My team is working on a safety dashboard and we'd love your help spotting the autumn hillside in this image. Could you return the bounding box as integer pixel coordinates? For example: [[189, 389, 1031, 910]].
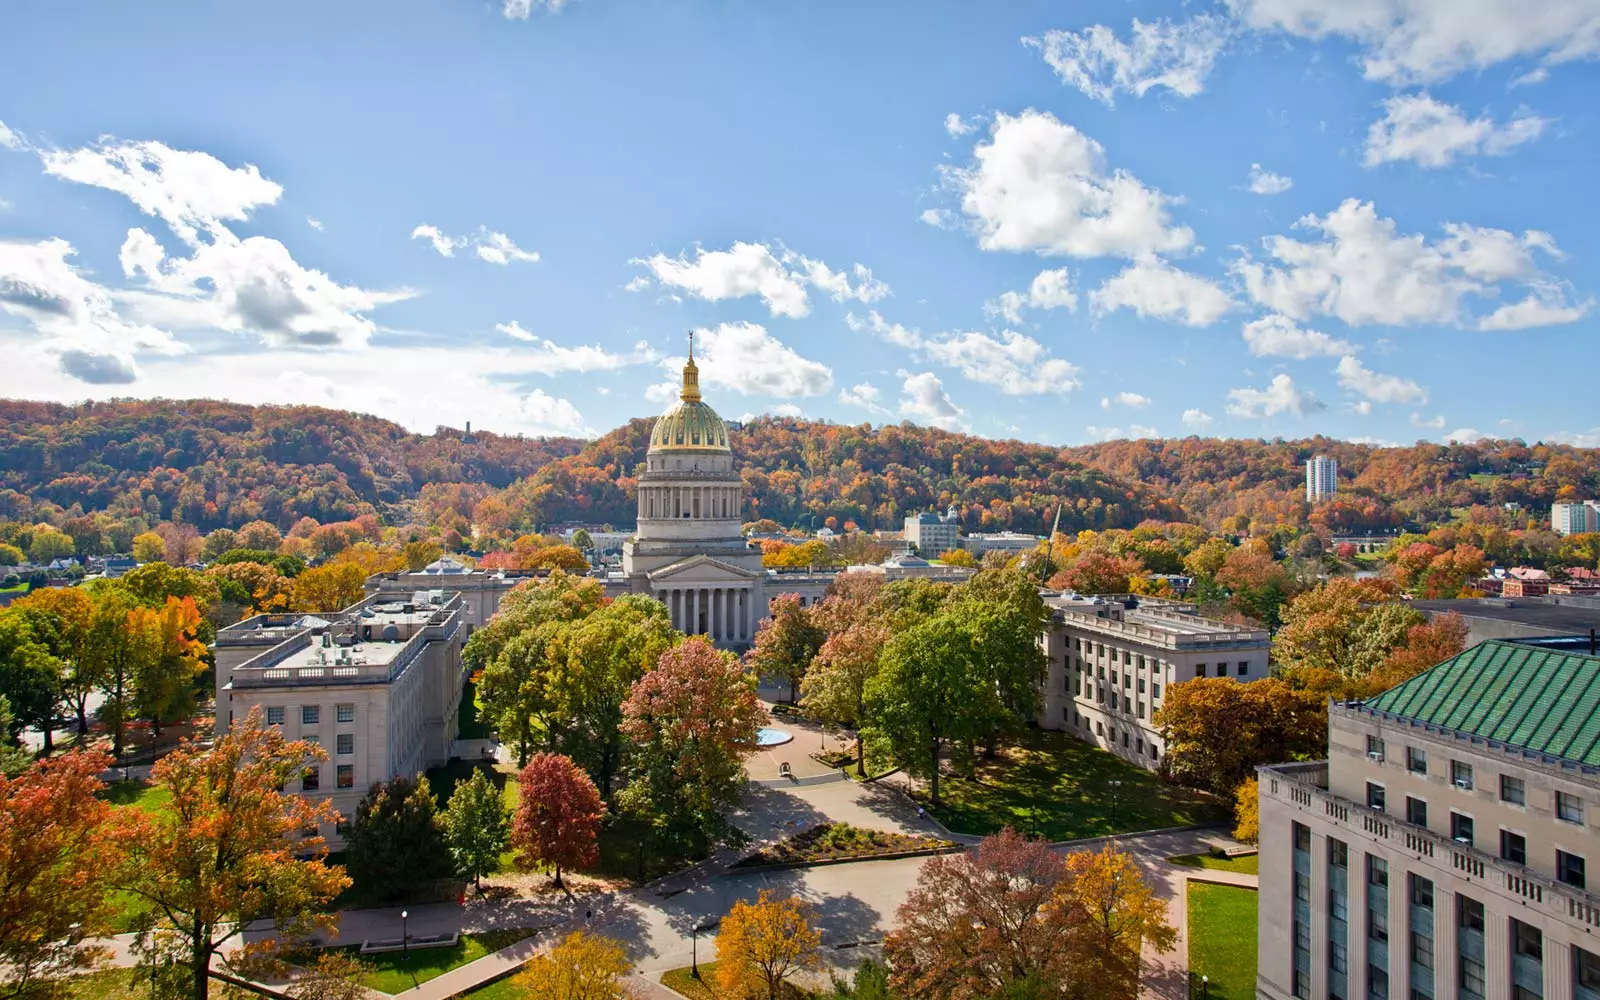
[[2, 398, 1598, 536]]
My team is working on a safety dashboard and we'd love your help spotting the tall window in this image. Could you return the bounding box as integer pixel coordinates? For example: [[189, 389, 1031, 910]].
[[1558, 851, 1587, 890], [337, 703, 355, 723], [1293, 823, 1312, 1000], [1501, 775, 1526, 805], [1575, 946, 1600, 1000], [1501, 830, 1527, 866], [301, 766, 320, 792], [1329, 838, 1350, 1000], [1511, 919, 1543, 1000], [1558, 791, 1585, 824], [1368, 736, 1386, 761], [1407, 747, 1428, 775], [302, 705, 320, 726], [1450, 812, 1474, 846], [1406, 796, 1429, 829], [1408, 874, 1435, 1000], [1451, 761, 1474, 789], [1367, 855, 1390, 1000], [1458, 896, 1486, 1000], [1368, 783, 1387, 812], [266, 706, 285, 726]]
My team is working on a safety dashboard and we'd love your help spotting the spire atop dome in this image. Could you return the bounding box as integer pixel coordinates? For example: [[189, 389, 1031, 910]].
[[681, 329, 702, 403]]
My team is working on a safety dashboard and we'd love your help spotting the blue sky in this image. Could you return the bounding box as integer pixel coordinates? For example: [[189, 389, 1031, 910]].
[[1, 0, 1596, 447]]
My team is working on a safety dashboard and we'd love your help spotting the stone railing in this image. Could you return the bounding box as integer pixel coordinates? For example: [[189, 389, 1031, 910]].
[[1059, 610, 1270, 650], [1261, 760, 1600, 930]]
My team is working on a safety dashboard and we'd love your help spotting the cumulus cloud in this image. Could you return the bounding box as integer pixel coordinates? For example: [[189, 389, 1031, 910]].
[[1226, 373, 1323, 418], [1233, 198, 1579, 328], [0, 237, 185, 383], [945, 113, 976, 137], [412, 224, 538, 265], [898, 371, 966, 431], [1550, 427, 1600, 448], [1335, 355, 1428, 405], [1411, 412, 1447, 429], [1090, 257, 1233, 326], [503, 0, 569, 18], [1446, 427, 1489, 443], [652, 322, 831, 398], [1477, 284, 1592, 330], [0, 120, 25, 151], [1181, 408, 1214, 428], [1086, 424, 1159, 441], [1364, 93, 1546, 168], [1241, 314, 1356, 358], [493, 323, 659, 372], [1026, 15, 1232, 105], [1247, 163, 1293, 194], [1102, 391, 1152, 409], [634, 241, 887, 319], [919, 208, 955, 228], [846, 310, 1080, 395], [986, 268, 1078, 324], [1226, 0, 1600, 86], [941, 109, 1193, 259], [839, 382, 890, 415]]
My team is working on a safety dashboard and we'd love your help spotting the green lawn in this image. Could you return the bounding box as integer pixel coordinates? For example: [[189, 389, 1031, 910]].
[[1186, 883, 1258, 1000], [100, 778, 172, 812], [300, 928, 536, 994], [660, 962, 817, 999], [453, 971, 529, 999], [917, 729, 1229, 842], [1168, 852, 1259, 875], [53, 968, 146, 1000], [458, 677, 493, 741]]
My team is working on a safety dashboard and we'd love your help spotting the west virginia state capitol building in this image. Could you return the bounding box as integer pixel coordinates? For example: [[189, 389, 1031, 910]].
[[619, 345, 767, 644]]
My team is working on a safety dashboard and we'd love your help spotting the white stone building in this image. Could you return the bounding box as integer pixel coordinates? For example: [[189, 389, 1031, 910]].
[[1038, 593, 1270, 769], [1258, 637, 1600, 1000], [904, 508, 959, 557]]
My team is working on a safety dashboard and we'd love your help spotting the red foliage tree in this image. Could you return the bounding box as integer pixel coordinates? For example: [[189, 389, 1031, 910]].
[[512, 753, 605, 888]]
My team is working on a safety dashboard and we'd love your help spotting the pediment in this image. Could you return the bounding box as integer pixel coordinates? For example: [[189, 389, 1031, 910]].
[[647, 554, 762, 584]]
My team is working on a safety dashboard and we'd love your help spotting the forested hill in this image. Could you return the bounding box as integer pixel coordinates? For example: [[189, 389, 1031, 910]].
[[0, 399, 584, 529], [3, 398, 1598, 536]]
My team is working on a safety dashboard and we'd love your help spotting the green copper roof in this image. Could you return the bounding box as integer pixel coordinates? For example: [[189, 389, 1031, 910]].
[[1364, 640, 1600, 767]]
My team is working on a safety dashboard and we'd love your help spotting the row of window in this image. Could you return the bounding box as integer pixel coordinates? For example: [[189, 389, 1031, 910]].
[[1067, 710, 1160, 761], [1366, 735, 1587, 824], [266, 703, 358, 727], [1295, 822, 1599, 1000], [301, 763, 356, 791]]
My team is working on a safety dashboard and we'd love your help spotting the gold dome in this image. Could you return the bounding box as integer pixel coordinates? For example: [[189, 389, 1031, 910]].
[[649, 338, 731, 452]]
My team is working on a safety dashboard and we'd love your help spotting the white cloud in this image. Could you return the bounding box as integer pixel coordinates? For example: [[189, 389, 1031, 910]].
[[656, 322, 831, 398], [1234, 198, 1576, 328], [1335, 355, 1428, 405], [623, 276, 652, 293], [1550, 427, 1600, 448], [1353, 400, 1374, 415], [1091, 257, 1232, 326], [0, 120, 25, 152], [1102, 391, 1152, 409], [1086, 424, 1157, 440], [1181, 408, 1214, 428], [1478, 284, 1592, 330], [945, 113, 976, 137], [986, 267, 1078, 323], [1364, 93, 1546, 168], [770, 403, 803, 418], [0, 237, 185, 383], [919, 208, 955, 228], [1225, 0, 1600, 86], [922, 329, 1082, 395], [1241, 314, 1356, 359], [503, 0, 568, 19], [898, 371, 966, 431], [306, 216, 324, 232], [847, 310, 1080, 395], [942, 109, 1193, 259], [41, 138, 282, 246], [1446, 427, 1489, 443], [635, 242, 887, 319], [839, 382, 890, 416], [412, 225, 538, 265], [1411, 412, 1447, 429], [1510, 67, 1550, 88], [1226, 373, 1324, 417], [1026, 15, 1232, 105], [493, 323, 658, 372], [1247, 163, 1293, 195], [644, 381, 679, 405]]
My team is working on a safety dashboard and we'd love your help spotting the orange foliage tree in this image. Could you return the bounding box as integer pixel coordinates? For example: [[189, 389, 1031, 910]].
[[513, 753, 605, 889], [292, 561, 368, 612], [111, 707, 349, 1000], [1156, 677, 1327, 795], [715, 889, 822, 1000], [0, 750, 122, 996]]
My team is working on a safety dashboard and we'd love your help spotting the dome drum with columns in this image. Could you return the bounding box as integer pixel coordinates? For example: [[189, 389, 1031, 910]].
[[622, 336, 765, 648]]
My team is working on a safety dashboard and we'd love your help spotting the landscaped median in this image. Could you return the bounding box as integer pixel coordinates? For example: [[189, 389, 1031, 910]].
[[731, 822, 959, 870], [288, 926, 538, 994]]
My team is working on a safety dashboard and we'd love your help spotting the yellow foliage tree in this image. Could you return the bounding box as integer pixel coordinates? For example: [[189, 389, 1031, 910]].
[[936, 548, 975, 567], [1065, 844, 1177, 1000], [1234, 776, 1259, 845], [292, 562, 368, 613], [512, 930, 635, 999], [132, 531, 167, 563], [715, 890, 821, 1000]]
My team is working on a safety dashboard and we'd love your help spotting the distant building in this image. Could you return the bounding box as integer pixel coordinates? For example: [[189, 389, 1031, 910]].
[[1306, 455, 1338, 503], [904, 507, 959, 556], [1553, 501, 1600, 536], [1039, 593, 1271, 770], [1257, 636, 1600, 1000], [961, 531, 1044, 557], [1412, 595, 1600, 647]]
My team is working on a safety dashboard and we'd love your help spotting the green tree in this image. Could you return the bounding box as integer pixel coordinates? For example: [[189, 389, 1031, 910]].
[[440, 768, 510, 891], [11, 589, 95, 736], [345, 775, 452, 901], [0, 697, 30, 777], [131, 531, 167, 564], [747, 593, 825, 703], [0, 543, 23, 566], [28, 529, 74, 565], [0, 610, 64, 753], [85, 585, 144, 757], [570, 528, 594, 552], [801, 620, 888, 776]]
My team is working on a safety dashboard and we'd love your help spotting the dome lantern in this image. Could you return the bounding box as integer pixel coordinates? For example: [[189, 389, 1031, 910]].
[[648, 329, 730, 453]]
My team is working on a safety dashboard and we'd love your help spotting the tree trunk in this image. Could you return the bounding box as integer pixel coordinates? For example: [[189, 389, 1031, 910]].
[[41, 722, 52, 754], [928, 736, 941, 807], [553, 863, 563, 889], [75, 695, 88, 735], [192, 938, 211, 1000], [855, 736, 865, 778]]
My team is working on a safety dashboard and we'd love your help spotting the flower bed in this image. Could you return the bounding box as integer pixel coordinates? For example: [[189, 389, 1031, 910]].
[[733, 822, 958, 869]]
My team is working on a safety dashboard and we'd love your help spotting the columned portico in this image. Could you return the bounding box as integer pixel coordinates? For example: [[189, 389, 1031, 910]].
[[651, 570, 760, 646]]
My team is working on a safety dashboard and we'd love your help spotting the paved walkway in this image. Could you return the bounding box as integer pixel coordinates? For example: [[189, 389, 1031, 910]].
[[92, 772, 1253, 999]]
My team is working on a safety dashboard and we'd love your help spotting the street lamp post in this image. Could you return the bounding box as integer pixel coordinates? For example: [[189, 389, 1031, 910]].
[[1108, 780, 1123, 829], [1203, 974, 1209, 1000], [401, 909, 409, 962]]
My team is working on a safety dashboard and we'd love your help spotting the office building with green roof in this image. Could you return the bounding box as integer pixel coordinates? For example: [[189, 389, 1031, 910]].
[[1258, 638, 1600, 1000]]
